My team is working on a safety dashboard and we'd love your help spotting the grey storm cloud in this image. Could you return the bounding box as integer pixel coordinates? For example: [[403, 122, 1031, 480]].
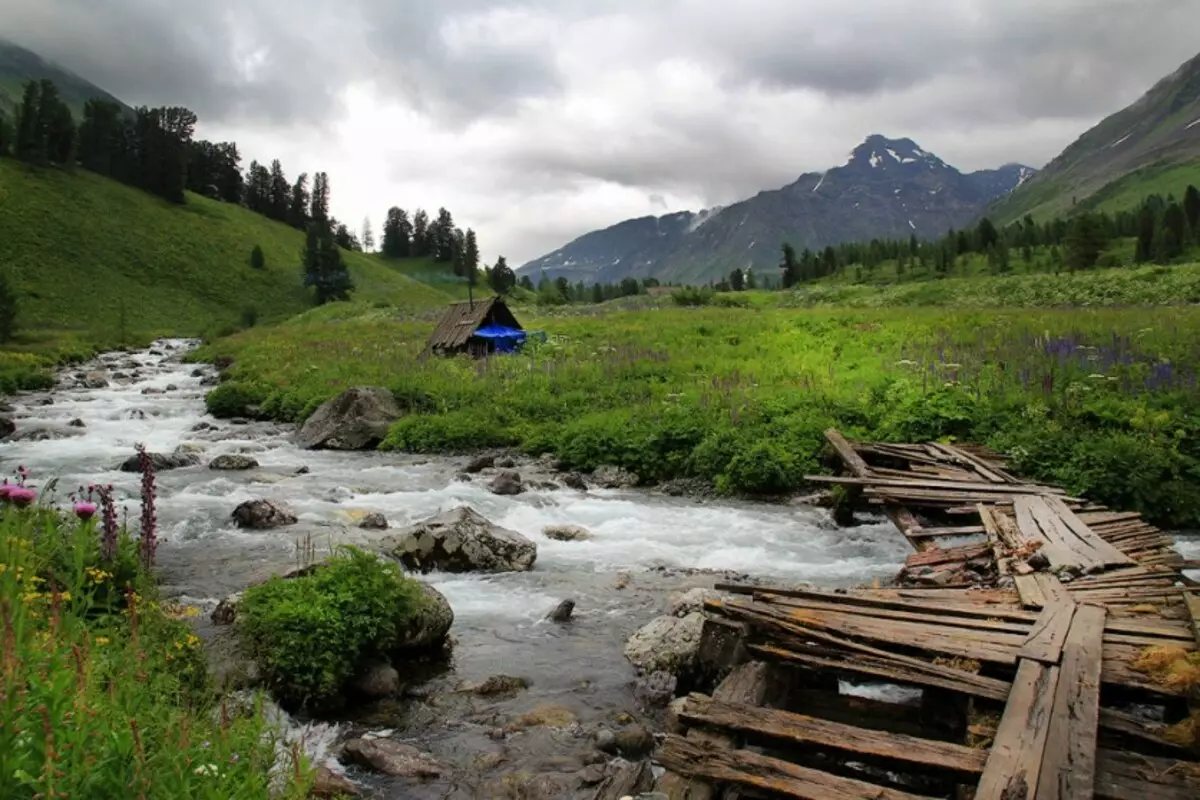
[[3, 0, 1199, 262]]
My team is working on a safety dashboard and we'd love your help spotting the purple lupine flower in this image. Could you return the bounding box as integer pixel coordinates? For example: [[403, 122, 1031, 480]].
[[136, 444, 158, 568], [97, 484, 119, 562]]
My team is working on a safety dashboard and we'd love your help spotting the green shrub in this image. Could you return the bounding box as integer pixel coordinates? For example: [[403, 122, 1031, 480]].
[[204, 380, 270, 418], [381, 410, 517, 453], [671, 286, 714, 306], [250, 244, 266, 269], [718, 439, 801, 494], [236, 547, 422, 708]]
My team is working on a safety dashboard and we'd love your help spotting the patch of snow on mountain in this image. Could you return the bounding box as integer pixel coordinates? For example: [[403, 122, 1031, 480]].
[[913, 146, 927, 157], [747, 240, 757, 249], [886, 148, 901, 162], [1108, 133, 1132, 148], [686, 207, 722, 233], [908, 220, 916, 230], [812, 172, 826, 192], [869, 152, 883, 168], [1187, 118, 1200, 130]]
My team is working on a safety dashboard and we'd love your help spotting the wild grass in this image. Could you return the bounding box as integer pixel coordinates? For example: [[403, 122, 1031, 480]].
[[0, 463, 314, 799], [0, 159, 452, 344], [199, 302, 1200, 527]]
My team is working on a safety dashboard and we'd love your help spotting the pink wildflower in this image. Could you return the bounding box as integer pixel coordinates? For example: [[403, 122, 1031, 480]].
[[9, 487, 36, 507], [74, 501, 98, 520]]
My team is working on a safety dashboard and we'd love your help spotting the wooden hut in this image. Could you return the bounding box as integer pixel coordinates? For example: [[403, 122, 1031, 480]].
[[422, 296, 525, 358]]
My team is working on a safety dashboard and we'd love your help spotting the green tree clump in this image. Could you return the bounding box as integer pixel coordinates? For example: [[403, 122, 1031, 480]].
[[0, 272, 17, 343], [250, 244, 265, 269]]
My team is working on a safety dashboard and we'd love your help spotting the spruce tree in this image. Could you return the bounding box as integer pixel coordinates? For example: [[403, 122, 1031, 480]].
[[729, 268, 745, 291], [518, 275, 535, 292], [310, 172, 330, 223], [15, 80, 42, 163], [250, 245, 265, 269], [434, 208, 456, 261], [488, 256, 515, 294], [412, 209, 430, 256], [1135, 205, 1156, 263], [382, 207, 412, 257], [1184, 185, 1200, 238], [779, 243, 800, 288], [463, 229, 480, 287], [302, 221, 354, 304], [746, 269, 757, 289], [0, 272, 17, 344], [0, 115, 11, 157], [288, 173, 310, 229], [590, 283, 604, 304], [361, 217, 375, 253], [268, 160, 291, 221]]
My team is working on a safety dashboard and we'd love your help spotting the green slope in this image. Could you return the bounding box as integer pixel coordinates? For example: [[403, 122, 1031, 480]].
[[0, 158, 452, 341], [0, 39, 130, 119], [992, 50, 1200, 223]]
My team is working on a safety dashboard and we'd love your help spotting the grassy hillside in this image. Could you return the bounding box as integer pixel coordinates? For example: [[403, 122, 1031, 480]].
[[991, 51, 1200, 223], [0, 159, 452, 345]]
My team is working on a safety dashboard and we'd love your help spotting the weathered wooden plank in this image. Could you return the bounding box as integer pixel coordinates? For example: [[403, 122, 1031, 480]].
[[677, 694, 987, 776], [1033, 572, 1073, 606], [1078, 510, 1143, 525], [825, 428, 873, 476], [749, 643, 1012, 702], [1018, 600, 1077, 664], [654, 661, 774, 800], [712, 585, 1038, 623], [804, 474, 1062, 495], [761, 594, 1032, 635], [904, 542, 991, 569], [1095, 748, 1200, 800], [1036, 604, 1107, 800], [1013, 495, 1076, 568], [974, 659, 1060, 800], [1183, 590, 1200, 646], [1015, 573, 1048, 609], [907, 524, 987, 538], [655, 735, 939, 800], [1043, 495, 1136, 568], [937, 442, 1013, 483]]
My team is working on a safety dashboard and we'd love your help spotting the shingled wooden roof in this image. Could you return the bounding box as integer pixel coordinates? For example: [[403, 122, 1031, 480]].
[[422, 296, 522, 356]]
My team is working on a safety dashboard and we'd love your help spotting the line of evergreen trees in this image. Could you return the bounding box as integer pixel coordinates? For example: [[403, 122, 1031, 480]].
[[379, 205, 482, 284]]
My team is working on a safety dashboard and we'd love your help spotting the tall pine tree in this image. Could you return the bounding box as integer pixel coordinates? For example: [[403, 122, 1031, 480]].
[[382, 207, 413, 257], [268, 160, 291, 221], [288, 173, 310, 229], [310, 172, 330, 223], [1184, 185, 1200, 239], [463, 229, 480, 287], [302, 221, 354, 304], [412, 209, 430, 257]]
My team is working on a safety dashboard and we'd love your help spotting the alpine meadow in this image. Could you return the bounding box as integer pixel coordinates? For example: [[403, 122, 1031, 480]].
[[3, 11, 1200, 800]]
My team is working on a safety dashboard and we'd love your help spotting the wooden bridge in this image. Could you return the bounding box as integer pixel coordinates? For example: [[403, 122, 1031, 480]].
[[651, 430, 1200, 800]]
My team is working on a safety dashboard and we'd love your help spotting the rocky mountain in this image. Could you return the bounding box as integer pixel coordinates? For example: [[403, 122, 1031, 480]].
[[991, 50, 1200, 224], [519, 135, 1035, 285], [0, 38, 130, 119]]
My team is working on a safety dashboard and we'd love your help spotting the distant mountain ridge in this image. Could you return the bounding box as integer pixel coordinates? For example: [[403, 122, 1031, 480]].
[[991, 50, 1200, 224], [0, 38, 131, 119], [519, 135, 1035, 285]]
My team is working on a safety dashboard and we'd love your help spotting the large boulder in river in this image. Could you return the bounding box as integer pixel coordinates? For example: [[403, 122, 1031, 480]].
[[395, 582, 455, 651], [209, 454, 259, 470], [83, 371, 109, 389], [381, 506, 537, 573], [119, 452, 200, 472], [624, 612, 705, 678], [231, 499, 298, 529], [0, 417, 14, 440], [296, 387, 400, 451]]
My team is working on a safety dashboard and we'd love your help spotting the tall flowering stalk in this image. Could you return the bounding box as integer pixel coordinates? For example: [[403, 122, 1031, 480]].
[[97, 484, 119, 562], [136, 444, 158, 568]]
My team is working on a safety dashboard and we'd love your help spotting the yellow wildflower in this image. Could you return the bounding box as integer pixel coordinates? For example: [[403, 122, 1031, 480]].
[[186, 634, 201, 648], [22, 591, 41, 603], [95, 637, 110, 646]]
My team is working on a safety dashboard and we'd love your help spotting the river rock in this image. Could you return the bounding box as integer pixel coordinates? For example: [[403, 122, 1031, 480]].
[[359, 512, 389, 530], [353, 662, 401, 698], [382, 506, 537, 573], [635, 670, 679, 710], [0, 417, 13, 439], [394, 582, 454, 652], [546, 599, 575, 622], [310, 767, 361, 798], [613, 724, 655, 758], [119, 451, 199, 472], [141, 387, 164, 395], [464, 454, 494, 473], [624, 612, 705, 678], [83, 371, 109, 389], [296, 387, 400, 451], [669, 587, 722, 617], [542, 524, 592, 542], [68, 418, 86, 428], [561, 472, 588, 491], [591, 465, 639, 489], [488, 470, 524, 496], [231, 499, 298, 529], [341, 738, 444, 779], [211, 592, 242, 625], [209, 454, 259, 470], [463, 674, 530, 696]]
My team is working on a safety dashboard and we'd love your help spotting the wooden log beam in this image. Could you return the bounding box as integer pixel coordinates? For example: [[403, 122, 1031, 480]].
[[804, 474, 1063, 495], [974, 659, 1061, 799]]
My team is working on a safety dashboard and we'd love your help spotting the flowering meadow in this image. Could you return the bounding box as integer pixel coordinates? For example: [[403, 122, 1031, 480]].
[[0, 449, 315, 799], [199, 302, 1200, 527]]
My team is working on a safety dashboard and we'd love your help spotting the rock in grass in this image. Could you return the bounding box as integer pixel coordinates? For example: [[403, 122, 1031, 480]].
[[231, 499, 298, 529], [296, 387, 400, 451], [209, 454, 259, 470], [381, 506, 537, 573]]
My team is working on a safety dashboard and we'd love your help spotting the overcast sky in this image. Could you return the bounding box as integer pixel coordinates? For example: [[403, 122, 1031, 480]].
[[4, 0, 1200, 265]]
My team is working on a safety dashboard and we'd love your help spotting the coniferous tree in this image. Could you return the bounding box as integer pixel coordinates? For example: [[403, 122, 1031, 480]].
[[0, 115, 12, 157], [0, 272, 16, 344], [310, 172, 330, 223], [590, 282, 604, 304], [746, 269, 757, 289], [302, 220, 354, 303], [250, 245, 266, 269], [268, 160, 291, 221], [463, 229, 480, 287], [488, 256, 515, 294], [361, 217, 375, 253], [14, 81, 42, 162], [243, 161, 270, 213], [411, 209, 430, 256], [518, 275, 535, 292], [729, 268, 746, 291], [1065, 213, 1106, 272], [288, 173, 310, 229], [1184, 185, 1200, 238], [1153, 203, 1187, 262], [382, 207, 413, 257], [433, 208, 456, 262], [333, 222, 361, 251], [779, 242, 800, 288], [1135, 205, 1156, 263]]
